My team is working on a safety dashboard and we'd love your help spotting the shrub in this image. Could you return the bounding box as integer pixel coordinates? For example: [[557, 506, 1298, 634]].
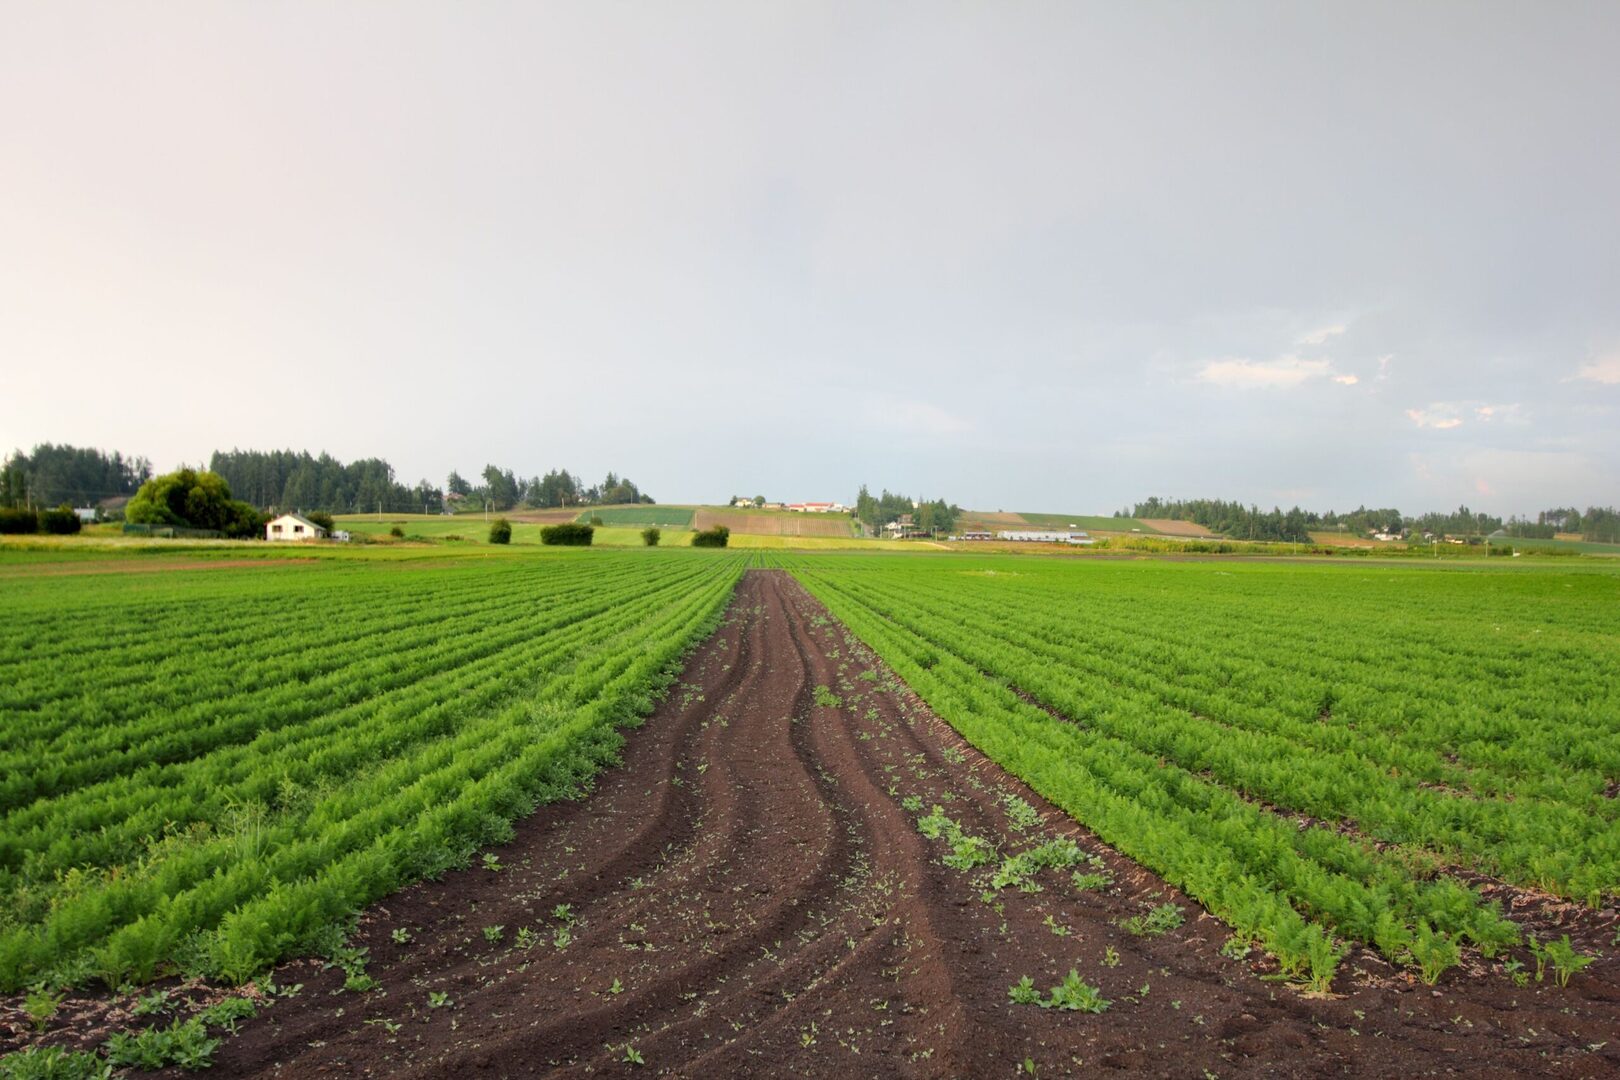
[[488, 518, 512, 545], [590, 515, 604, 527], [540, 522, 594, 546], [691, 525, 730, 548], [306, 511, 335, 533], [389, 526, 405, 538], [40, 505, 83, 535], [0, 508, 39, 534], [125, 469, 264, 539], [641, 527, 661, 547]]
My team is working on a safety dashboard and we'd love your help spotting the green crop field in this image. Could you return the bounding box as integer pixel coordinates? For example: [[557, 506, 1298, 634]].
[[775, 552, 1620, 988], [3, 540, 1616, 1014], [573, 505, 696, 528], [0, 548, 742, 990], [1488, 534, 1620, 556]]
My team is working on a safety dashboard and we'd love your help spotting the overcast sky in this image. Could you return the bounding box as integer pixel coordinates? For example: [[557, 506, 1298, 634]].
[[3, 2, 1617, 515]]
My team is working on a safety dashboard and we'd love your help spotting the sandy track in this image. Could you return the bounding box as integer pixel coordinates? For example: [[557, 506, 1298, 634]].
[[167, 572, 1620, 1077]]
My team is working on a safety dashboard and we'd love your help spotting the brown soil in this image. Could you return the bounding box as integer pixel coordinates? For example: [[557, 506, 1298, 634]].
[[1138, 518, 1222, 538], [5, 572, 1617, 1077], [691, 510, 852, 538]]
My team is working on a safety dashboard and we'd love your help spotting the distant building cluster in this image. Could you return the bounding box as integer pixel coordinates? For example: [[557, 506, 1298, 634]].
[[949, 529, 1093, 545]]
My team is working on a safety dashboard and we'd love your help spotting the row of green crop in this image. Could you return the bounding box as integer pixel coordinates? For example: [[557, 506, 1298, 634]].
[[782, 555, 1620, 982], [0, 551, 744, 990], [819, 569, 1619, 901], [0, 561, 690, 809]]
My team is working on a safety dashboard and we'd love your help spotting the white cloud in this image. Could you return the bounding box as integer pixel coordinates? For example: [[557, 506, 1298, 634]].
[[1376, 355, 1393, 380], [1474, 402, 1523, 423], [1572, 354, 1620, 384], [863, 397, 971, 436], [1197, 354, 1332, 388], [1332, 374, 1359, 385], [1406, 404, 1464, 430], [1297, 324, 1347, 346]]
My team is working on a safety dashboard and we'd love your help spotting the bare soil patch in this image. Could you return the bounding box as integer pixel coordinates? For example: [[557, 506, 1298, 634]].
[[5, 572, 1616, 1077], [1138, 518, 1222, 538], [691, 510, 852, 537]]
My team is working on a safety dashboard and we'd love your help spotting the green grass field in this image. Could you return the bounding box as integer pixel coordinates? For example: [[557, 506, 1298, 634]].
[[1488, 534, 1620, 556]]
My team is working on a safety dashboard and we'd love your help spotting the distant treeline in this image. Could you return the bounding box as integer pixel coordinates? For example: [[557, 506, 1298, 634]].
[[450, 467, 652, 511], [205, 450, 657, 514], [1503, 507, 1620, 543], [1126, 497, 1620, 544], [210, 449, 432, 514], [0, 444, 152, 509], [854, 485, 958, 533]]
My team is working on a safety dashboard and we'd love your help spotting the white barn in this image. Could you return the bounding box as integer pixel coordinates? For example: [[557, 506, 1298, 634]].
[[266, 513, 328, 542]]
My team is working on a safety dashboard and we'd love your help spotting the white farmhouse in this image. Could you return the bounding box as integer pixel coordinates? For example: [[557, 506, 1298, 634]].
[[266, 513, 328, 542]]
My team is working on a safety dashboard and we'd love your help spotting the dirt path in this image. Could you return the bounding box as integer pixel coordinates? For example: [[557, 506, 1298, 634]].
[[137, 572, 1620, 1076]]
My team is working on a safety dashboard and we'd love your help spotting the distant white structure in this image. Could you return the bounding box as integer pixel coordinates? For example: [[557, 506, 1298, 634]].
[[266, 513, 328, 542], [998, 530, 1093, 545], [786, 502, 848, 513], [72, 507, 97, 523]]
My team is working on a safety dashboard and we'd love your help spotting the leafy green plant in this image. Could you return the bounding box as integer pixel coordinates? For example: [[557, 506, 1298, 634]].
[[482, 853, 503, 872], [1007, 976, 1041, 1005], [1541, 935, 1593, 987], [813, 685, 842, 709], [199, 995, 257, 1033], [428, 990, 451, 1008], [1002, 796, 1041, 832], [1102, 945, 1120, 967], [103, 1018, 219, 1071], [390, 927, 412, 945], [483, 925, 505, 944], [1041, 970, 1110, 1013], [0, 1046, 113, 1080], [23, 985, 63, 1032], [1121, 903, 1183, 937], [131, 988, 171, 1017], [1411, 925, 1459, 986]]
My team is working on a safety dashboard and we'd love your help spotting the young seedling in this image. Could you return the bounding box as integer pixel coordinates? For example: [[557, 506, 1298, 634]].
[[1008, 976, 1041, 1005], [622, 1044, 646, 1066], [483, 925, 505, 944], [482, 853, 503, 873], [1041, 970, 1110, 1013], [1102, 945, 1121, 968], [1542, 935, 1594, 987], [131, 989, 171, 1017], [1120, 903, 1183, 937], [391, 927, 412, 945], [428, 991, 452, 1009], [608, 978, 624, 995], [23, 985, 63, 1033]]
